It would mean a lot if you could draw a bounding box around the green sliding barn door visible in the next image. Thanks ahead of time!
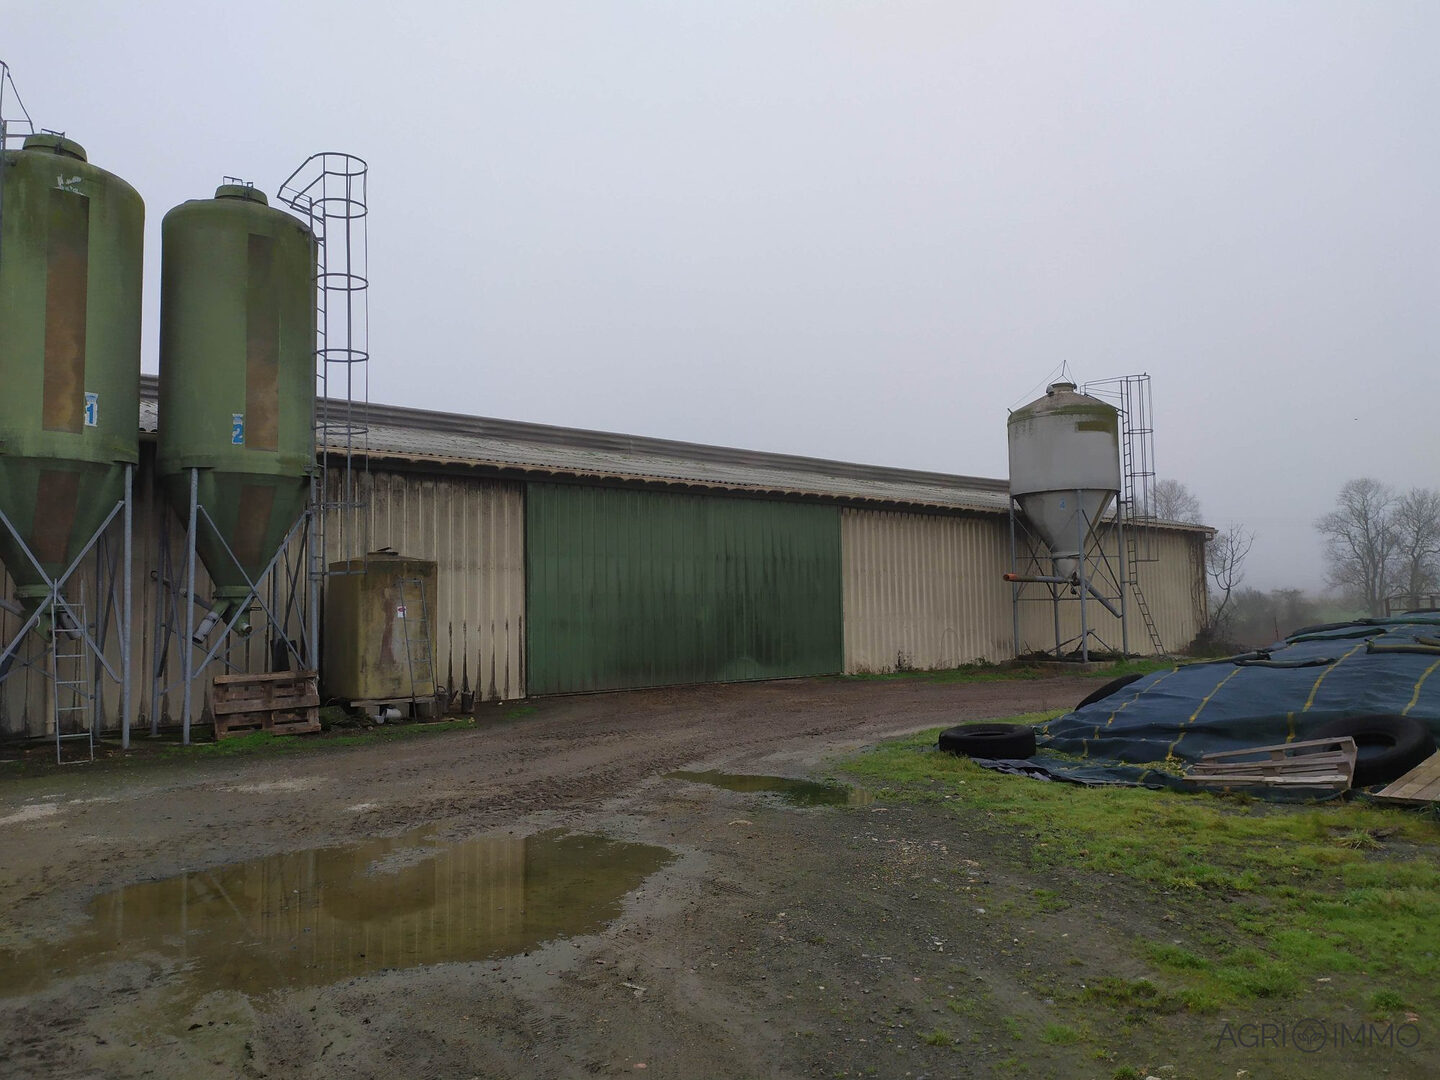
[526,483,842,694]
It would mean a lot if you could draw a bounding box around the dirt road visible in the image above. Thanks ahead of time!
[0,674,1349,1079]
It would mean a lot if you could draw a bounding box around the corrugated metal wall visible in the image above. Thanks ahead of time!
[1134,529,1209,652]
[526,482,843,694]
[350,469,525,703]
[844,509,1208,672]
[1,462,526,737]
[842,509,1015,671]
[3,452,1210,735]
[1013,524,1207,658]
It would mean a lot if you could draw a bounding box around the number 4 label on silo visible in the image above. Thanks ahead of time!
[84,393,98,427]
[232,414,245,445]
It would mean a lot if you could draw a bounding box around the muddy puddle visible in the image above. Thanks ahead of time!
[668,770,873,806]
[0,828,672,999]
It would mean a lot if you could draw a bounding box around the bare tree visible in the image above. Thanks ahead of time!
[1206,524,1254,634]
[1316,478,1398,616]
[1392,487,1440,602]
[1149,479,1203,524]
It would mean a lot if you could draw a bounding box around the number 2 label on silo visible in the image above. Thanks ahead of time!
[84,393,98,427]
[232,414,245,445]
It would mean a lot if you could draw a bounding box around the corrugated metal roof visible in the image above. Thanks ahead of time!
[352,417,1011,512]
[135,374,1207,526]
[138,375,1009,512]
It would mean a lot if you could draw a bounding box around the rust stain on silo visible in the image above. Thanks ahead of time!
[245,232,280,452]
[42,189,90,434]
[233,484,276,569]
[31,470,81,565]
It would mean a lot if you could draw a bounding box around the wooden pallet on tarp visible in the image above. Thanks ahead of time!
[1185,736,1357,791]
[212,670,321,740]
[1373,751,1440,806]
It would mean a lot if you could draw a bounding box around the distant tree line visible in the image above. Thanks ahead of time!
[1156,475,1440,654]
[1316,479,1440,616]
[1212,588,1336,650]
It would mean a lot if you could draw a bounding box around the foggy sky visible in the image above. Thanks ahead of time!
[7,1,1437,591]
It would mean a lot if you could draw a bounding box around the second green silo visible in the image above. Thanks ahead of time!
[157,185,316,628]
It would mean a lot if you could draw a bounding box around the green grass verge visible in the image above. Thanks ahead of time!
[154,717,479,759]
[842,715,1440,1017]
[0,717,481,776]
[842,657,1173,684]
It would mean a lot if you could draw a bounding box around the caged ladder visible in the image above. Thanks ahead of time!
[396,578,434,712]
[51,602,95,764]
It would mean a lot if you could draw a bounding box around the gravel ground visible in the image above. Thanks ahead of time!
[0,675,1427,1079]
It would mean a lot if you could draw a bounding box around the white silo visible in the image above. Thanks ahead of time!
[1007,382,1121,581]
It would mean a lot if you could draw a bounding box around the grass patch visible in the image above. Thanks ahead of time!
[921,1029,955,1047]
[1039,1023,1082,1045]
[843,657,1173,685]
[163,717,479,759]
[1083,977,1183,1017]
[1367,988,1408,1013]
[1030,887,1070,913]
[0,717,482,776]
[844,661,1046,684]
[1145,943,1210,972]
[1078,658,1175,680]
[842,719,1440,1019]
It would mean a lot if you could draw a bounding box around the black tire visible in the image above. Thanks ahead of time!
[1311,714,1436,787]
[938,723,1037,759]
[1076,673,1145,711]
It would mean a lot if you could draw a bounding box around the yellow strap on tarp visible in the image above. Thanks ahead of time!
[1402,658,1440,717]
[1166,666,1244,759]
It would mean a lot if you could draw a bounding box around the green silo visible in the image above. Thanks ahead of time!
[0,134,143,614]
[157,185,316,630]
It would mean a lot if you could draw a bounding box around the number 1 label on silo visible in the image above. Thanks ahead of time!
[232,414,245,445]
[84,393,98,427]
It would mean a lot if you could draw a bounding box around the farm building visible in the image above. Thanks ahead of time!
[0,376,1209,739]
[0,133,1207,744]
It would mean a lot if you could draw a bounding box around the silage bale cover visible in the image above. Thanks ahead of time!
[1039,614,1440,767]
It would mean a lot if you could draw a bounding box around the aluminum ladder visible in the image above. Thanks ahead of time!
[51,603,95,763]
[1124,528,1165,655]
[396,578,434,710]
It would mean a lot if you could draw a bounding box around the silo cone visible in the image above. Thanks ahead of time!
[1006,382,1121,579]
[157,185,316,633]
[0,135,143,627]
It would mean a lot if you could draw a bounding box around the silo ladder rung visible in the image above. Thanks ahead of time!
[51,603,95,765]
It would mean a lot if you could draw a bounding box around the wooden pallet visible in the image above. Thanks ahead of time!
[1373,752,1440,806]
[212,670,320,740]
[1185,736,1357,791]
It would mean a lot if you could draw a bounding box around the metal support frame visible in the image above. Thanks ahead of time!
[150,469,314,744]
[1007,487,1128,662]
[0,466,134,751]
